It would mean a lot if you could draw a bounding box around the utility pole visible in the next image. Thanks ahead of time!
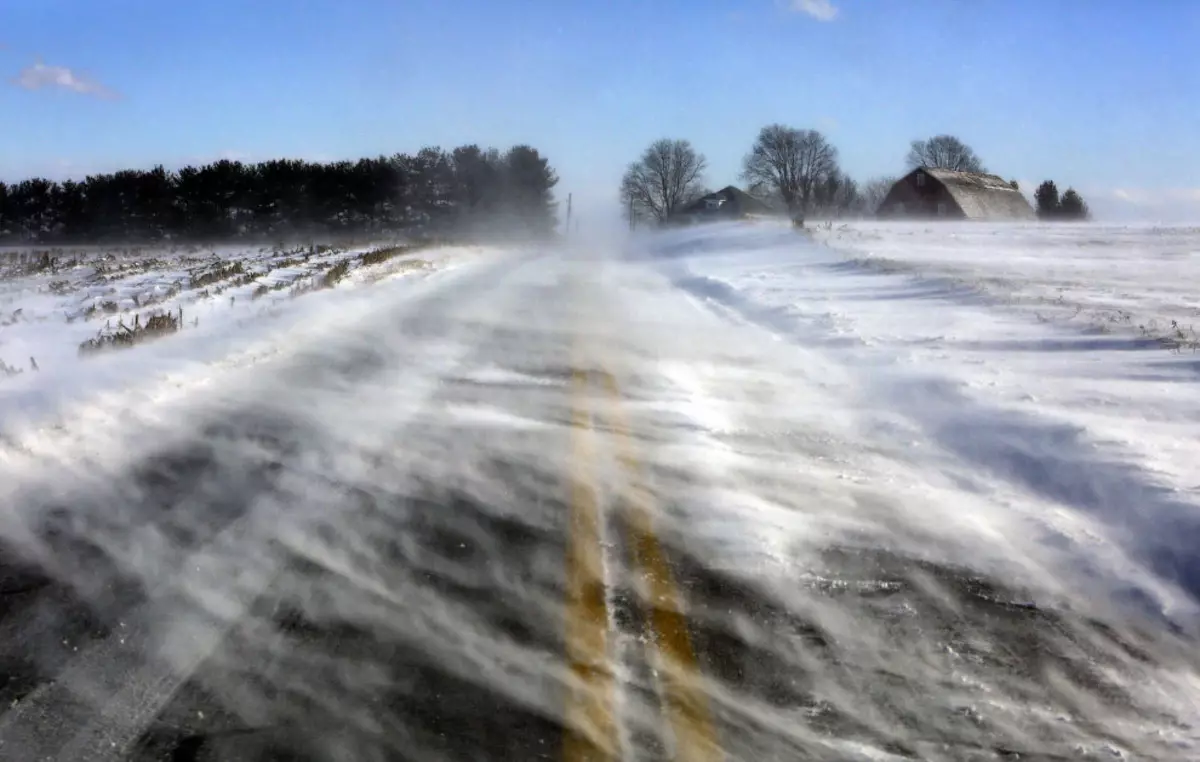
[565,193,572,237]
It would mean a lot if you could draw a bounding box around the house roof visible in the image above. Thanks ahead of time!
[681,186,776,216]
[918,168,1035,220]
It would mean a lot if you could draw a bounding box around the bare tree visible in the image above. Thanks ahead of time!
[862,175,897,215]
[741,125,839,215]
[906,135,986,173]
[811,171,862,218]
[620,139,707,223]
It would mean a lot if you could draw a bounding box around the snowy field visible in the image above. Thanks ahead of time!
[621,220,1200,757]
[652,220,1200,615]
[0,223,1197,760]
[809,221,1200,350]
[0,240,478,436]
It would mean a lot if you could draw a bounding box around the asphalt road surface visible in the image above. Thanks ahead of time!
[0,242,1197,761]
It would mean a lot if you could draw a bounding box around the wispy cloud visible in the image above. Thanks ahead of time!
[789,0,839,21]
[11,61,119,99]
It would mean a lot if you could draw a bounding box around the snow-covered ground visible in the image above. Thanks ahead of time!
[0,223,1198,760]
[0,241,482,436]
[643,220,1200,618]
[809,221,1200,349]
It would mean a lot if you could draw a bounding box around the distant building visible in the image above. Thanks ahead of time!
[877,168,1035,221]
[669,186,777,225]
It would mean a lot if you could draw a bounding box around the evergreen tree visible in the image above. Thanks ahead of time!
[9,178,56,240]
[0,143,560,243]
[502,145,559,234]
[1059,188,1090,220]
[52,179,88,238]
[1035,180,1060,219]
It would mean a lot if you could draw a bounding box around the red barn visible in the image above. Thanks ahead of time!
[877,168,1035,221]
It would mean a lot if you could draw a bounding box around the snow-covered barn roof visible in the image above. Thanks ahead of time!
[919,168,1035,220]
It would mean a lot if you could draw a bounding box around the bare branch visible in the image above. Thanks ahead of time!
[741,125,839,214]
[905,135,986,173]
[861,175,897,215]
[620,139,707,223]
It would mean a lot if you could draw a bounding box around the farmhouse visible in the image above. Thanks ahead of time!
[877,168,1035,221]
[671,186,776,225]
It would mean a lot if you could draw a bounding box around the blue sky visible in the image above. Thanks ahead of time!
[3,0,1198,222]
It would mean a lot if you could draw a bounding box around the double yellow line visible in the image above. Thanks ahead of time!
[564,365,722,762]
[564,367,617,761]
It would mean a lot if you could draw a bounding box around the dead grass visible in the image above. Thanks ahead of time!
[28,252,58,274]
[0,358,26,377]
[132,281,184,310]
[270,255,306,270]
[1038,305,1200,354]
[252,279,296,300]
[201,273,257,299]
[78,308,182,357]
[354,244,439,283]
[1144,319,1200,353]
[12,240,441,360]
[323,259,351,288]
[289,277,321,299]
[0,250,86,280]
[191,261,246,289]
[358,245,408,267]
[361,258,433,285]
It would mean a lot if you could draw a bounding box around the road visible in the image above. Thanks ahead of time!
[0,238,1197,761]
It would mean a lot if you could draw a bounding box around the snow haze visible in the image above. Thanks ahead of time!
[0,223,1198,759]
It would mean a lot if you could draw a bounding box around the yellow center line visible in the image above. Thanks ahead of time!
[597,369,724,762]
[564,367,618,762]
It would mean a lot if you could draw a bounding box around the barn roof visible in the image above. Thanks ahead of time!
[920,168,1035,220]
[681,186,776,216]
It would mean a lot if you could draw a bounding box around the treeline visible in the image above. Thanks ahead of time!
[618,129,979,223]
[619,130,871,223]
[620,129,1090,223]
[0,145,559,243]
[1034,180,1090,220]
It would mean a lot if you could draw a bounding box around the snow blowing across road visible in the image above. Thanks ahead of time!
[641,221,1200,618]
[0,223,1198,760]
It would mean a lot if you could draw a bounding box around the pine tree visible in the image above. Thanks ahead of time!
[1059,188,1090,220]
[1034,180,1060,220]
[503,145,559,235]
[0,144,559,243]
